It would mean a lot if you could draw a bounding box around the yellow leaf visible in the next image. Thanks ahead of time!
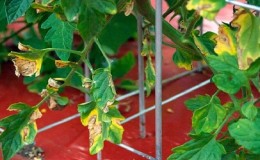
[81,108,98,126]
[214,24,237,55]
[231,10,260,70]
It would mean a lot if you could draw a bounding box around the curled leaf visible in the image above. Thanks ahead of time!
[82,78,92,89]
[214,24,237,55]
[55,60,72,68]
[30,109,42,123]
[9,51,44,77]
[124,0,134,16]
[18,42,31,52]
[47,78,60,90]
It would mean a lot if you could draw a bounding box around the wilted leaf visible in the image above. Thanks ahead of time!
[9,51,45,77]
[0,103,37,160]
[214,24,237,55]
[231,10,260,70]
[186,0,226,20]
[229,118,260,154]
[145,56,156,96]
[91,68,116,109]
[168,136,226,160]
[41,14,75,60]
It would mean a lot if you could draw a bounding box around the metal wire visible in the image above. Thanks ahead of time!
[226,0,260,11]
[117,143,156,160]
[155,0,163,159]
[121,79,211,124]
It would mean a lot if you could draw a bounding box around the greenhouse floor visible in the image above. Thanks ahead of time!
[0,2,249,160]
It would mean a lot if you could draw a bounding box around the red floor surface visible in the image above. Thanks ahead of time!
[0,2,249,160]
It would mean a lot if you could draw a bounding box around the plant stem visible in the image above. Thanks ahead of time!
[214,110,235,137]
[43,48,82,56]
[163,0,185,18]
[94,38,111,68]
[210,90,220,103]
[0,23,33,44]
[184,13,200,39]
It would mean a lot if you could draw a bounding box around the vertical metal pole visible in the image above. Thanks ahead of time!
[137,13,146,138]
[155,0,163,159]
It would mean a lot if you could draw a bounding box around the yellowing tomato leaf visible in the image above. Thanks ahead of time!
[173,50,192,70]
[214,24,237,55]
[78,101,97,126]
[192,96,226,134]
[231,10,260,70]
[0,103,37,160]
[186,0,226,20]
[9,51,45,77]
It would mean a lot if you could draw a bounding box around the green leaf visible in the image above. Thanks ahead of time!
[145,56,156,96]
[98,13,137,55]
[0,103,36,160]
[207,54,248,94]
[91,68,116,109]
[193,31,217,56]
[251,74,260,92]
[61,0,81,21]
[229,118,260,154]
[41,14,75,60]
[56,96,69,106]
[185,95,220,111]
[111,52,136,79]
[78,7,106,42]
[0,0,7,31]
[212,72,247,94]
[231,10,260,70]
[241,101,258,120]
[214,24,237,55]
[192,96,226,134]
[173,50,192,70]
[5,0,33,23]
[78,101,96,126]
[88,0,117,15]
[247,0,260,6]
[168,136,226,160]
[89,135,104,155]
[245,58,260,78]
[186,0,226,20]
[108,119,124,144]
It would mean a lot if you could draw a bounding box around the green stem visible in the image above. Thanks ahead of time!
[210,90,220,103]
[163,0,185,18]
[184,13,200,39]
[214,110,235,137]
[43,48,82,56]
[94,38,111,68]
[35,93,51,108]
[0,23,33,44]
[85,57,94,74]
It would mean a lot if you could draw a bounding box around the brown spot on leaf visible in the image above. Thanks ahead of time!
[88,115,102,146]
[12,58,37,77]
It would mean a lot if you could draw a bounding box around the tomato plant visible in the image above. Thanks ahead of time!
[0,0,260,160]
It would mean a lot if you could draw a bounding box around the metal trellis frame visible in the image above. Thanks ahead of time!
[36,0,260,159]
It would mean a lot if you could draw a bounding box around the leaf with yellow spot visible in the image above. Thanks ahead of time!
[214,24,237,55]
[78,101,97,126]
[186,0,226,20]
[173,50,192,70]
[231,10,260,70]
[9,51,44,77]
[0,103,38,160]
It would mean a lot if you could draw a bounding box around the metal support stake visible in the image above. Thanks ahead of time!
[155,0,163,159]
[137,13,146,138]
